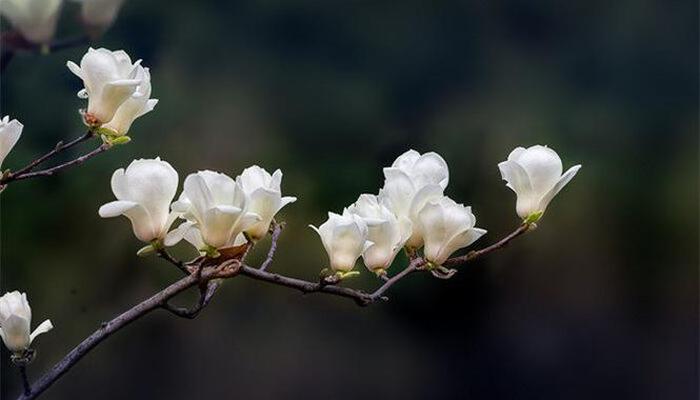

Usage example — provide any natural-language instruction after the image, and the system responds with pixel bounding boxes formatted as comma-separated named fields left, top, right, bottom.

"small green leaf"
left=136, top=244, right=156, bottom=257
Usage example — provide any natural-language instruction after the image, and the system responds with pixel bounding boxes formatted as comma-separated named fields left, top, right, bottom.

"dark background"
left=1, top=1, right=697, bottom=399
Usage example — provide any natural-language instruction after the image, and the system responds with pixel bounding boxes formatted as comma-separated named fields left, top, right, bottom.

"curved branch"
left=6, top=131, right=95, bottom=179
left=259, top=222, right=284, bottom=271
left=16, top=224, right=529, bottom=399
left=1, top=142, right=111, bottom=186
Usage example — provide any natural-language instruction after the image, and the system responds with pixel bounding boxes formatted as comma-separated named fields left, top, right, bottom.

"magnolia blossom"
left=0, top=0, right=63, bottom=44
left=99, top=66, right=157, bottom=136
left=418, top=197, right=487, bottom=265
left=98, top=158, right=179, bottom=242
left=347, top=194, right=407, bottom=274
left=76, top=0, right=125, bottom=33
left=0, top=116, right=23, bottom=169
left=67, top=48, right=145, bottom=125
left=498, top=145, right=581, bottom=220
left=310, top=212, right=372, bottom=272
left=379, top=150, right=449, bottom=249
left=166, top=171, right=260, bottom=250
left=0, top=291, right=53, bottom=353
left=236, top=166, right=296, bottom=241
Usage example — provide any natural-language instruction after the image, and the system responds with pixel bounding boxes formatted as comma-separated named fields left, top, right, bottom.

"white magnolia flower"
left=166, top=171, right=261, bottom=250
left=379, top=150, right=449, bottom=249
left=418, top=197, right=487, bottom=266
left=498, top=145, right=581, bottom=220
left=67, top=48, right=145, bottom=125
left=0, top=116, right=23, bottom=169
left=101, top=66, right=157, bottom=136
left=0, top=291, right=53, bottom=353
left=347, top=194, right=407, bottom=274
left=76, top=0, right=125, bottom=33
left=98, top=158, right=179, bottom=242
left=0, top=0, right=63, bottom=44
left=310, top=211, right=372, bottom=272
left=236, top=166, right=296, bottom=241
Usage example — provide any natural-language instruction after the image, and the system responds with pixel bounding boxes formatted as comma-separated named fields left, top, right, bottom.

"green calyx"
left=202, top=245, right=221, bottom=259
left=319, top=268, right=360, bottom=283
left=523, top=211, right=543, bottom=224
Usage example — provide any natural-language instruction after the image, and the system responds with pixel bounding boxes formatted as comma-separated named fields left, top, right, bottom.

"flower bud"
left=0, top=291, right=53, bottom=353
left=235, top=166, right=296, bottom=241
left=98, top=158, right=179, bottom=242
left=310, top=212, right=372, bottom=272
left=498, top=145, right=581, bottom=220
left=77, top=0, right=125, bottom=36
left=347, top=194, right=407, bottom=274
left=0, top=116, right=23, bottom=169
left=0, top=0, right=63, bottom=44
left=418, top=197, right=486, bottom=266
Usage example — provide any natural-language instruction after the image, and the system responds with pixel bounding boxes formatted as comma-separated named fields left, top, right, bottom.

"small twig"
left=367, top=258, right=425, bottom=302
left=2, top=143, right=111, bottom=184
left=9, top=131, right=94, bottom=178
left=442, top=223, right=531, bottom=267
left=161, top=280, right=221, bottom=319
left=18, top=366, right=31, bottom=396
left=259, top=222, right=284, bottom=271
left=157, top=249, right=189, bottom=276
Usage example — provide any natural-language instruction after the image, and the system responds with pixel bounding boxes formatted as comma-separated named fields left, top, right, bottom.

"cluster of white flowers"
left=0, top=0, right=126, bottom=45
left=98, top=159, right=297, bottom=255
left=67, top=48, right=158, bottom=136
left=311, top=148, right=581, bottom=278
left=311, top=150, right=486, bottom=277
left=0, top=46, right=581, bottom=357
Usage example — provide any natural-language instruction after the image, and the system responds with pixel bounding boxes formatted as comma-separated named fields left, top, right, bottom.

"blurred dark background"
left=1, top=0, right=697, bottom=399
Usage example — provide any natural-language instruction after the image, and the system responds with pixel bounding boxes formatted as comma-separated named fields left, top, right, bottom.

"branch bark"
left=1, top=142, right=111, bottom=186
left=15, top=224, right=529, bottom=399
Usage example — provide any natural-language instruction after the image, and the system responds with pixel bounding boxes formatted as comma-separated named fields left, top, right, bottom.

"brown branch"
left=1, top=142, right=111, bottom=185
left=156, top=249, right=189, bottom=276
left=7, top=131, right=95, bottom=178
left=161, top=280, right=221, bottom=319
left=259, top=222, right=284, bottom=271
left=17, top=224, right=529, bottom=399
left=442, top=223, right=531, bottom=267
left=18, top=366, right=31, bottom=396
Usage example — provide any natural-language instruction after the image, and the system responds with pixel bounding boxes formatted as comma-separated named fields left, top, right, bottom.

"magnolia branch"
left=0, top=133, right=111, bottom=187
left=15, top=223, right=529, bottom=400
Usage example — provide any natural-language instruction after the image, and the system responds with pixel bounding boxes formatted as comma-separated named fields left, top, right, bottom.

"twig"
left=157, top=249, right=189, bottom=276
left=442, top=223, right=530, bottom=267
left=8, top=131, right=94, bottom=178
left=18, top=366, right=31, bottom=396
left=1, top=143, right=111, bottom=185
left=259, top=222, right=283, bottom=271
left=161, top=281, right=221, bottom=319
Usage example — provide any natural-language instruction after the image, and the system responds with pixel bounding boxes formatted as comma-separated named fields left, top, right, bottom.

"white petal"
left=29, top=319, right=53, bottom=344
left=98, top=200, right=138, bottom=218
left=538, top=164, right=581, bottom=213
left=516, top=145, right=562, bottom=194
